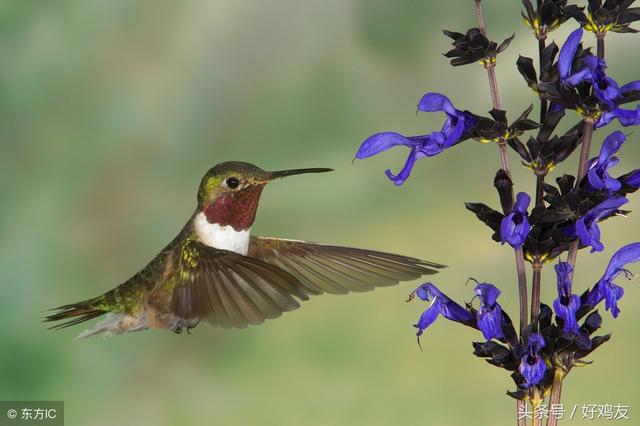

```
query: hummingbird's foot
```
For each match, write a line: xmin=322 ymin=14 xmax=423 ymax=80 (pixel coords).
xmin=169 ymin=321 xmax=184 ymax=335
xmin=186 ymin=320 xmax=200 ymax=334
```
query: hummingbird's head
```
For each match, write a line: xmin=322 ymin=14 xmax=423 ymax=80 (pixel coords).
xmin=197 ymin=161 xmax=332 ymax=231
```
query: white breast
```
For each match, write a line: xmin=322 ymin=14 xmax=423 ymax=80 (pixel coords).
xmin=194 ymin=212 xmax=251 ymax=255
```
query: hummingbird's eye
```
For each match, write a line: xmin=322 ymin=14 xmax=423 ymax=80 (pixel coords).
xmin=225 ymin=177 xmax=240 ymax=189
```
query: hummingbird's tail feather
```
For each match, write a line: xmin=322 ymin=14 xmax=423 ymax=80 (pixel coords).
xmin=73 ymin=313 xmax=130 ymax=340
xmin=44 ymin=299 xmax=107 ymax=331
xmin=45 ymin=290 xmax=149 ymax=339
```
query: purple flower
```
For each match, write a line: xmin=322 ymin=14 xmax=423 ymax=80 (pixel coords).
xmin=573 ymin=196 xmax=628 ymax=252
xmin=518 ymin=333 xmax=547 ymax=389
xmin=558 ymin=28 xmax=640 ymax=128
xmin=564 ymin=56 xmax=618 ymax=105
xmin=500 ymin=192 xmax=531 ymax=248
xmin=587 ymin=131 xmax=625 ymax=192
xmin=584 ymin=243 xmax=640 ymax=318
xmin=355 ymin=93 xmax=476 ymax=185
xmin=598 ymin=103 xmax=640 ymax=129
xmin=474 ymin=283 xmax=504 ymax=341
xmin=412 ymin=283 xmax=473 ymax=346
xmin=552 ymin=262 xmax=581 ymax=334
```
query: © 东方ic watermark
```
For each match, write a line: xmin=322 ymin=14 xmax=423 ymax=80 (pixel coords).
xmin=518 ymin=403 xmax=630 ymax=421
xmin=0 ymin=402 xmax=63 ymax=425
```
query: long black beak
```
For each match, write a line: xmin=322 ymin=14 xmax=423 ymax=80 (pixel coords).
xmin=269 ymin=167 xmax=333 ymax=180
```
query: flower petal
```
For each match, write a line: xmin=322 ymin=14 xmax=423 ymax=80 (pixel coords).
xmin=586 ymin=131 xmax=625 ymax=192
xmin=527 ymin=333 xmax=545 ymax=352
xmin=582 ymin=243 xmax=640 ymax=318
xmin=513 ymin=192 xmax=531 ymax=213
xmin=443 ymin=116 xmax=466 ymax=148
xmin=414 ymin=284 xmax=432 ymax=301
xmin=590 ymin=196 xmax=628 ymax=221
xmin=520 ymin=357 xmax=547 ymax=388
xmin=477 ymin=305 xmax=504 ymax=340
xmin=622 ymin=169 xmax=640 ymax=187
xmin=355 ymin=132 xmax=425 ymax=159
xmin=440 ymin=299 xmax=474 ymax=323
xmin=598 ymin=131 xmax=625 ymax=163
xmin=385 ymin=145 xmax=420 ymax=186
xmin=594 ymin=76 xmax=621 ymax=107
xmin=518 ymin=333 xmax=547 ymax=388
xmin=555 ymin=262 xmax=573 ymax=299
xmin=553 ymin=294 xmax=581 ymax=333
xmin=564 ymin=68 xmax=594 ymax=86
xmin=596 ymin=111 xmax=617 ymax=128
xmin=576 ymin=217 xmax=603 ymax=252
xmin=597 ymin=278 xmax=625 ymax=318
xmin=612 ymin=106 xmax=640 ymax=127
xmin=414 ymin=300 xmax=442 ymax=339
xmin=603 ymin=242 xmax=640 ymax=281
xmin=474 ymin=283 xmax=501 ymax=307
xmin=558 ymin=28 xmax=584 ymax=79
xmin=620 ymin=80 xmax=640 ymax=93
xmin=419 ymin=131 xmax=449 ymax=156
xmin=417 ymin=92 xmax=457 ymax=116
xmin=500 ymin=193 xmax=531 ymax=248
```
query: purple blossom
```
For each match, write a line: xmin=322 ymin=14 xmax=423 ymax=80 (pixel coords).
xmin=355 ymin=93 xmax=477 ymax=185
xmin=587 ymin=131 xmax=625 ymax=192
xmin=552 ymin=262 xmax=581 ymax=334
xmin=573 ymin=196 xmax=628 ymax=252
xmin=518 ymin=333 xmax=547 ymax=389
xmin=557 ymin=28 xmax=640 ymax=128
xmin=500 ymin=192 xmax=531 ymax=248
xmin=583 ymin=243 xmax=640 ymax=318
xmin=412 ymin=283 xmax=473 ymax=346
xmin=474 ymin=283 xmax=504 ymax=341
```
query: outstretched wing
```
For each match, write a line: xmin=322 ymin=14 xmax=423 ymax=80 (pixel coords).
xmin=170 ymin=239 xmax=309 ymax=329
xmin=247 ymin=237 xmax=446 ymax=296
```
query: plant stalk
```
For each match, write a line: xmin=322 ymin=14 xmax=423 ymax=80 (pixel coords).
xmin=517 ymin=400 xmax=526 ymax=426
xmin=532 ymin=388 xmax=543 ymax=426
xmin=546 ymin=369 xmax=564 ymax=426
xmin=597 ymin=34 xmax=605 ymax=59
xmin=475 ymin=0 xmax=529 ymax=334
xmin=535 ymin=175 xmax=545 ymax=206
xmin=475 ymin=4 xmax=530 ymax=421
xmin=531 ymin=262 xmax=542 ymax=327
xmin=567 ymin=117 xmax=595 ymax=271
xmin=538 ymin=37 xmax=547 ymax=123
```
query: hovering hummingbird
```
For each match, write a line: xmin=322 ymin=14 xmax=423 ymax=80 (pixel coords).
xmin=45 ymin=162 xmax=445 ymax=339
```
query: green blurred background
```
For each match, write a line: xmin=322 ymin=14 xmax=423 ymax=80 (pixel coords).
xmin=1 ymin=1 xmax=639 ymax=425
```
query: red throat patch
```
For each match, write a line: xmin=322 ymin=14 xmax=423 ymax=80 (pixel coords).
xmin=203 ymin=185 xmax=265 ymax=231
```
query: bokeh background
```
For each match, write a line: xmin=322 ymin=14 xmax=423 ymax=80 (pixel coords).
xmin=1 ymin=1 xmax=639 ymax=425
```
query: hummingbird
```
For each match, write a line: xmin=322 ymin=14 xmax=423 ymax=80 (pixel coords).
xmin=45 ymin=161 xmax=445 ymax=339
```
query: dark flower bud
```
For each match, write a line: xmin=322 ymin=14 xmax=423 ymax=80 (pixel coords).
xmin=567 ymin=0 xmax=640 ymax=35
xmin=443 ymin=28 xmax=514 ymax=67
xmin=522 ymin=0 xmax=573 ymax=39
xmin=494 ymin=169 xmax=513 ymax=214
